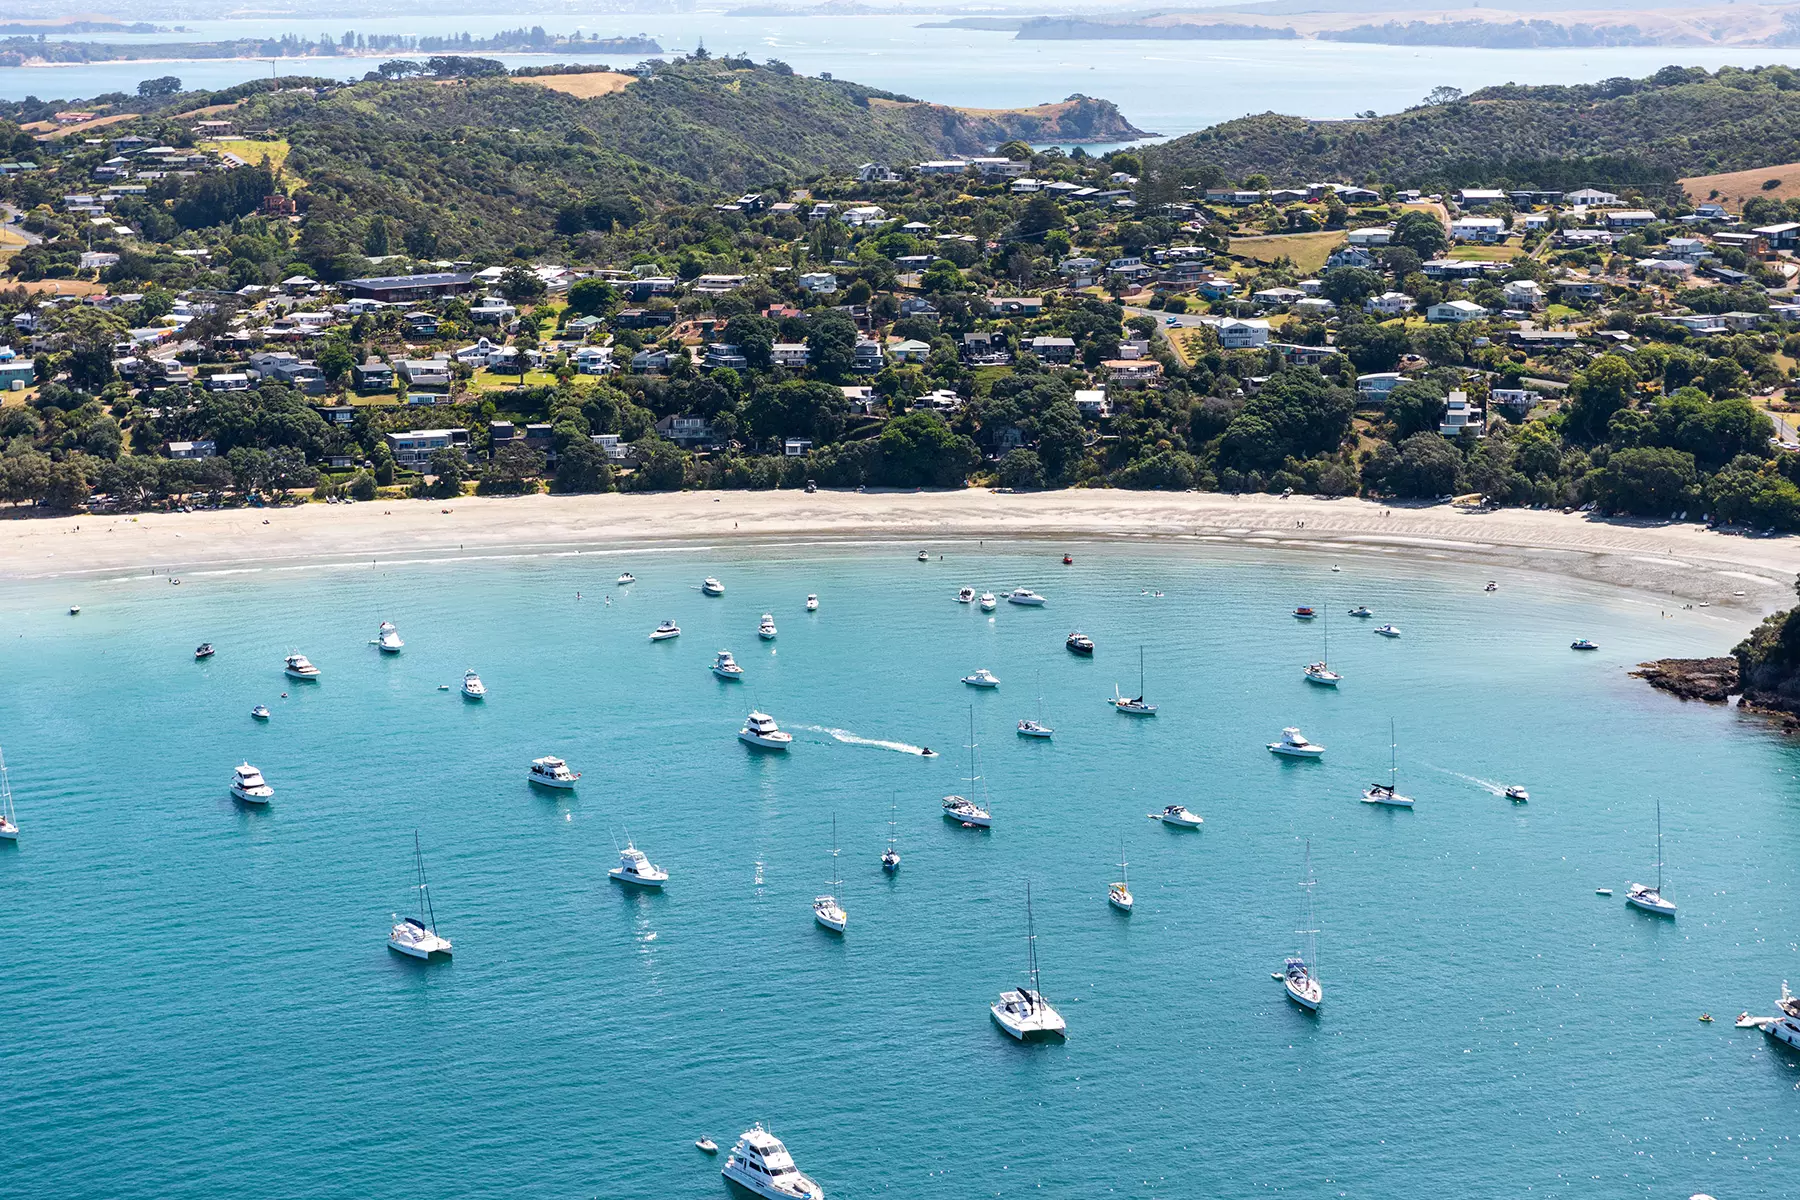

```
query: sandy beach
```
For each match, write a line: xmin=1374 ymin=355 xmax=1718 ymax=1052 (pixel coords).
xmin=4 ymin=489 xmax=1797 ymax=613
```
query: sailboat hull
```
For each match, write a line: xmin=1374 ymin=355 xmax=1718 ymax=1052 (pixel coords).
xmin=1284 ymin=979 xmax=1321 ymax=1010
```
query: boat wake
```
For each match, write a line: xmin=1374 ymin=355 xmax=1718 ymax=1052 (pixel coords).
xmin=1424 ymin=764 xmax=1506 ymax=796
xmin=793 ymin=724 xmax=930 ymax=756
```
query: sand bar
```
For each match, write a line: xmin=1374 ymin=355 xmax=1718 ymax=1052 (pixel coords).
xmin=3 ymin=490 xmax=1797 ymax=613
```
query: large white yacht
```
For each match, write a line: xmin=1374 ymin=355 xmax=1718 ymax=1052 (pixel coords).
xmin=720 ymin=1125 xmax=823 ymax=1200
xmin=375 ymin=621 xmax=404 ymax=653
xmin=813 ymin=816 xmax=847 ymax=932
xmin=387 ymin=832 xmax=452 ymax=959
xmin=978 ymin=592 xmax=997 ymax=612
xmin=1625 ymin=797 xmax=1677 ymax=916
xmin=961 ymin=667 xmax=1001 ymax=689
xmin=956 ymin=586 xmax=976 ymax=604
xmin=1360 ymin=720 xmax=1413 ymax=807
xmin=0 ymin=744 xmax=18 ymax=840
xmin=460 ymin=669 xmax=487 ymax=699
xmin=758 ymin=613 xmax=778 ymax=640
xmin=230 ymin=762 xmax=274 ymax=804
xmin=527 ymin=756 xmax=580 ymax=789
xmin=1108 ymin=646 xmax=1157 ymax=715
xmin=1006 ymin=587 xmax=1047 ymax=606
xmin=701 ymin=577 xmax=725 ymax=596
xmin=992 ymin=883 xmax=1066 ymax=1040
xmin=1761 ymin=981 xmax=1800 ymax=1051
xmin=711 ymin=650 xmax=745 ymax=680
xmin=1282 ymin=840 xmax=1323 ymax=1011
xmin=1268 ymin=727 xmax=1325 ymax=758
xmin=942 ymin=708 xmax=993 ymax=828
xmin=283 ymin=652 xmax=320 ymax=680
xmin=739 ymin=711 xmax=793 ymax=750
xmin=650 ymin=619 xmax=681 ymax=641
xmin=609 ymin=841 xmax=669 ymax=889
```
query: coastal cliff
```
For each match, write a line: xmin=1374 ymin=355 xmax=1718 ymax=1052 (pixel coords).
xmin=1732 ymin=596 xmax=1800 ymax=718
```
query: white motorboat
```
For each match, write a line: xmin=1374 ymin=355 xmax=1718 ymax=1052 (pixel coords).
xmin=1504 ymin=785 xmax=1529 ymax=802
xmin=917 ymin=550 xmax=930 ymax=562
xmin=805 ymin=594 xmax=819 ymax=611
xmin=0 ymin=744 xmax=17 ymax=840
xmin=250 ymin=704 xmax=271 ymax=720
xmin=461 ymin=669 xmax=487 ymax=699
xmin=992 ymin=883 xmax=1066 ymax=1040
xmin=230 ymin=761 xmax=274 ymax=804
xmin=527 ymin=756 xmax=580 ymax=789
xmin=1109 ymin=646 xmax=1157 ymax=715
xmin=283 ymin=652 xmax=320 ymax=680
xmin=1762 ymin=981 xmax=1800 ymax=1050
xmin=758 ymin=613 xmax=778 ymax=640
xmin=1348 ymin=605 xmax=1373 ymax=618
xmin=962 ymin=667 xmax=1000 ymax=689
xmin=1108 ymin=844 xmax=1133 ymax=913
xmin=696 ymin=1137 xmax=719 ymax=1155
xmin=720 ymin=1125 xmax=824 ymax=1200
xmin=649 ymin=619 xmax=681 ymax=641
xmin=1360 ymin=720 xmax=1414 ymax=807
xmin=1268 ymin=727 xmax=1325 ymax=758
xmin=609 ymin=841 xmax=669 ymax=889
xmin=956 ymin=587 xmax=976 ymax=604
xmin=701 ymin=577 xmax=725 ymax=596
xmin=1152 ymin=803 xmax=1203 ymax=828
xmin=1006 ymin=587 xmax=1047 ymax=606
xmin=813 ymin=816 xmax=846 ymax=932
xmin=617 ymin=572 xmax=635 ymax=585
xmin=978 ymin=592 xmax=997 ymax=611
xmin=942 ymin=707 xmax=993 ymax=828
xmin=1282 ymin=840 xmax=1323 ymax=1010
xmin=739 ymin=711 xmax=793 ymax=750
xmin=711 ymin=650 xmax=744 ymax=680
xmin=1374 ymin=624 xmax=1401 ymax=638
xmin=882 ymin=797 xmax=901 ymax=872
xmin=375 ymin=621 xmax=404 ymax=653
xmin=387 ymin=832 xmax=452 ymax=959
xmin=1625 ymin=797 xmax=1677 ymax=916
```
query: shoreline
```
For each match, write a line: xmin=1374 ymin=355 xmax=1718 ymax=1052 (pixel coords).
xmin=5 ymin=490 xmax=1798 ymax=615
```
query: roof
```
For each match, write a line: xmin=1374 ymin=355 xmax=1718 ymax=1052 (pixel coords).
xmin=344 ymin=272 xmax=473 ymax=289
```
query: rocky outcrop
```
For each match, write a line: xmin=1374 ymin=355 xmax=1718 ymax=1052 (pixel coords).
xmin=1630 ymin=657 xmax=1738 ymax=702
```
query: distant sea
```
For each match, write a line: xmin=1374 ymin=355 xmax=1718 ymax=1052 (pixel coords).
xmin=9 ymin=15 xmax=1800 ymax=141
xmin=2 ymin=539 xmax=1798 ymax=1199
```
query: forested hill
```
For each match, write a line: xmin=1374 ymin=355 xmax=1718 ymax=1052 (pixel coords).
xmin=1154 ymin=64 xmax=1800 ymax=190
xmin=248 ymin=60 xmax=1140 ymax=259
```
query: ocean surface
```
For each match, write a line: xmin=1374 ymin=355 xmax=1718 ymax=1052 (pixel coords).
xmin=9 ymin=15 xmax=1800 ymax=140
xmin=1 ymin=537 xmax=1797 ymax=1198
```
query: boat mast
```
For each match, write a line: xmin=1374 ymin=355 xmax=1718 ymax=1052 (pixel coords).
xmin=887 ymin=794 xmax=897 ymax=854
xmin=414 ymin=830 xmax=437 ymax=935
xmin=1025 ymin=881 xmax=1040 ymax=1000
xmin=1389 ymin=718 xmax=1398 ymax=791
xmin=1138 ymin=645 xmax=1146 ymax=701
xmin=1654 ymin=797 xmax=1664 ymax=895
xmin=829 ymin=814 xmax=841 ymax=892
xmin=0 ymin=743 xmax=13 ymax=827
xmin=1119 ymin=838 xmax=1128 ymax=889
xmin=1298 ymin=839 xmax=1319 ymax=975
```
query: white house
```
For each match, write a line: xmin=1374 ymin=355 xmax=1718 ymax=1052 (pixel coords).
xmin=1365 ymin=291 xmax=1414 ymax=316
xmin=1357 ymin=372 xmax=1404 ymax=400
xmin=1450 ymin=217 xmax=1507 ymax=244
xmin=770 ymin=342 xmax=811 ymax=368
xmin=1439 ymin=391 xmax=1484 ymax=439
xmin=1073 ymin=388 xmax=1111 ymax=419
xmin=1217 ymin=317 xmax=1271 ymax=350
xmin=1458 ymin=189 xmax=1505 ymax=208
xmin=1345 ymin=226 xmax=1393 ymax=246
xmin=798 ymin=272 xmax=838 ymax=294
xmin=1567 ymin=188 xmax=1621 ymax=207
xmin=1606 ymin=209 xmax=1656 ymax=230
xmin=1638 ymin=258 xmax=1696 ymax=282
xmin=1428 ymin=299 xmax=1489 ymax=323
xmin=1502 ymin=279 xmax=1546 ymax=310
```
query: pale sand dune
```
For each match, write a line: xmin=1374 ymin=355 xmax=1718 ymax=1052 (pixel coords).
xmin=6 ymin=490 xmax=1797 ymax=614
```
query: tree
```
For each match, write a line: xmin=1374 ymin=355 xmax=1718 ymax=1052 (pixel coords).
xmin=627 ymin=439 xmax=690 ymax=491
xmin=997 ymin=448 xmax=1046 ymax=490
xmin=317 ymin=340 xmax=355 ymax=385
xmin=481 ymin=443 xmax=545 ymax=494
xmin=422 ymin=447 xmax=468 ymax=499
xmin=1424 ymin=85 xmax=1464 ymax=105
xmin=877 ymin=412 xmax=979 ymax=488
xmin=1591 ymin=446 xmax=1697 ymax=515
xmin=1113 ymin=449 xmax=1199 ymax=490
xmin=1567 ymin=354 xmax=1637 ymax=442
xmin=806 ymin=311 xmax=861 ymax=381
xmin=137 ymin=76 xmax=182 ymax=98
xmin=553 ymin=439 xmax=615 ymax=493
xmin=1386 ymin=432 xmax=1463 ymax=497
xmin=1393 ymin=210 xmax=1448 ymax=260
xmin=566 ymin=278 xmax=616 ymax=318
xmin=1386 ymin=381 xmax=1448 ymax=439
xmin=1319 ymin=266 xmax=1380 ymax=308
xmin=499 ymin=266 xmax=546 ymax=304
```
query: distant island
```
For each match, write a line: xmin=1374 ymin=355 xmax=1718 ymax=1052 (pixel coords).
xmin=0 ymin=28 xmax=663 ymax=68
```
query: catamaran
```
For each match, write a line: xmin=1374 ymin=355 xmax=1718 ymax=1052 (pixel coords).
xmin=992 ymin=882 xmax=1066 ymax=1040
xmin=1360 ymin=719 xmax=1413 ymax=807
xmin=813 ymin=816 xmax=847 ymax=932
xmin=387 ymin=831 xmax=453 ymax=959
xmin=942 ymin=707 xmax=992 ymax=827
xmin=1281 ymin=839 xmax=1323 ymax=1010
xmin=1625 ymin=797 xmax=1677 ymax=916
xmin=1109 ymin=646 xmax=1157 ymax=714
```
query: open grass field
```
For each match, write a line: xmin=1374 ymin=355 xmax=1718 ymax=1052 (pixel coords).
xmin=1448 ymin=243 xmax=1521 ymax=261
xmin=1682 ymin=161 xmax=1800 ymax=210
xmin=517 ymin=72 xmax=638 ymax=99
xmin=1228 ymin=230 xmax=1343 ymax=275
xmin=201 ymin=138 xmax=292 ymax=174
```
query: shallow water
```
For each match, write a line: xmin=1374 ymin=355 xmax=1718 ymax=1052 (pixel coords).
xmin=2 ymin=540 xmax=1796 ymax=1198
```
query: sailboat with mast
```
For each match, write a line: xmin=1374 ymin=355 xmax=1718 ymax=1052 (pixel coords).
xmin=991 ymin=882 xmax=1067 ymax=1040
xmin=1108 ymin=840 xmax=1133 ymax=913
xmin=813 ymin=815 xmax=847 ymax=932
xmin=1625 ymin=798 xmax=1677 ymax=916
xmin=0 ymin=743 xmax=17 ymax=841
xmin=1018 ymin=672 xmax=1054 ymax=738
xmin=1303 ymin=607 xmax=1342 ymax=686
xmin=1109 ymin=646 xmax=1157 ymax=715
xmin=1360 ymin=719 xmax=1414 ymax=807
xmin=881 ymin=797 xmax=901 ymax=872
xmin=1281 ymin=839 xmax=1322 ymax=1010
xmin=387 ymin=832 xmax=452 ymax=958
xmin=942 ymin=707 xmax=993 ymax=827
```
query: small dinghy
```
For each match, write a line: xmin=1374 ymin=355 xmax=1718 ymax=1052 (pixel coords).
xmin=696 ymin=1138 xmax=718 ymax=1154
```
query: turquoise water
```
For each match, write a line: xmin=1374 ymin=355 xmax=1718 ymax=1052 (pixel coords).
xmin=2 ymin=540 xmax=1797 ymax=1198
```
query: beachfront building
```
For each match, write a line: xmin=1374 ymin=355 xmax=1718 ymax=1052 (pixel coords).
xmin=1428 ymin=300 xmax=1489 ymax=324
xmin=385 ymin=428 xmax=470 ymax=469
